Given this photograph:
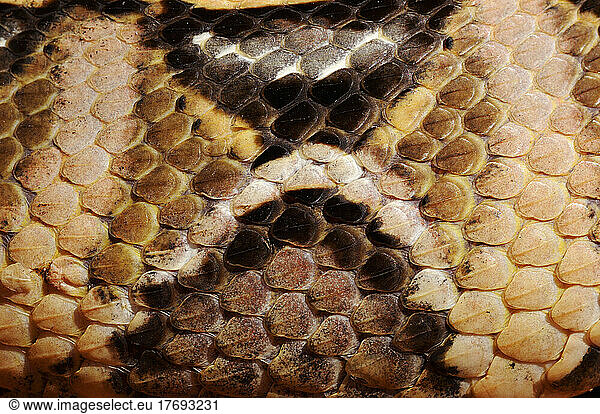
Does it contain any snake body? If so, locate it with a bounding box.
[1,0,600,398]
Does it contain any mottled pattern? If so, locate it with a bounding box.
[2,0,600,398]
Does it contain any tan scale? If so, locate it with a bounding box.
[8,224,56,270]
[515,178,569,221]
[30,182,79,227]
[0,263,43,307]
[5,0,600,398]
[471,356,545,397]
[504,267,561,310]
[47,256,89,298]
[508,222,566,266]
[378,161,435,200]
[410,223,468,268]
[0,303,37,347]
[449,291,510,335]
[557,240,600,285]
[400,268,459,311]
[455,246,515,290]
[474,158,530,199]
[31,294,87,337]
[110,202,160,245]
[550,102,588,136]
[54,115,102,155]
[555,200,598,237]
[57,214,109,259]
[576,116,600,155]
[496,311,568,363]
[80,286,134,326]
[76,324,129,367]
[463,201,521,245]
[89,243,144,285]
[550,286,600,332]
[420,175,474,222]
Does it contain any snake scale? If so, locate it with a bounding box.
[1,0,600,398]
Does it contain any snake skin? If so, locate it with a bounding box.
[2,0,600,398]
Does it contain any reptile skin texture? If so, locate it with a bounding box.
[2,0,600,398]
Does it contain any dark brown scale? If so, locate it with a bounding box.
[103,0,146,16]
[357,0,400,22]
[110,144,160,181]
[237,199,284,226]
[262,73,304,109]
[170,293,225,333]
[168,68,200,90]
[361,61,411,100]
[264,247,318,290]
[215,316,279,359]
[224,228,271,270]
[220,271,274,316]
[165,47,204,69]
[548,347,600,395]
[407,0,447,14]
[327,93,373,132]
[14,109,59,150]
[308,315,359,356]
[310,3,353,27]
[166,138,203,172]
[192,159,245,199]
[335,376,395,397]
[10,53,49,82]
[134,87,178,122]
[307,270,362,315]
[350,39,396,72]
[145,0,189,22]
[177,249,227,292]
[428,3,459,31]
[392,312,449,353]
[309,69,353,106]
[397,31,440,64]
[0,137,21,179]
[307,129,347,151]
[129,350,200,397]
[251,144,290,171]
[265,292,319,339]
[161,17,204,45]
[7,30,45,56]
[126,311,169,348]
[352,294,406,334]
[271,101,318,142]
[284,186,335,206]
[262,8,303,32]
[190,7,228,22]
[269,341,344,393]
[236,100,269,126]
[346,336,425,390]
[200,357,271,397]
[219,75,260,110]
[212,13,255,38]
[271,204,321,246]
[162,333,218,368]
[131,271,177,310]
[314,226,371,269]
[323,195,370,224]
[12,78,57,115]
[356,249,413,292]
[146,112,193,152]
